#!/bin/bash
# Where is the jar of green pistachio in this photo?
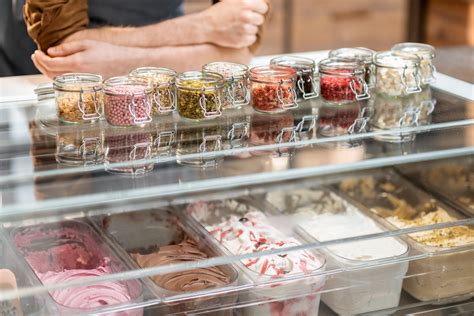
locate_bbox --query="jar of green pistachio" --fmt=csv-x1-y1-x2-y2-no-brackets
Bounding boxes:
176,71,225,120
129,67,177,115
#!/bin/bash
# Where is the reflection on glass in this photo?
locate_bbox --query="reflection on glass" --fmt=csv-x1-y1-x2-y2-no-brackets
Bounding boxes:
104,130,154,176
318,101,364,137
371,87,435,142
56,126,104,166
250,112,295,157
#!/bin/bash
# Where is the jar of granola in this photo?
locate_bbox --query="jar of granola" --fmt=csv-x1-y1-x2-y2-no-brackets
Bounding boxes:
318,58,370,105
129,67,177,115
176,71,225,120
270,56,318,100
53,73,103,124
374,51,422,97
249,65,298,113
392,42,436,85
202,62,249,109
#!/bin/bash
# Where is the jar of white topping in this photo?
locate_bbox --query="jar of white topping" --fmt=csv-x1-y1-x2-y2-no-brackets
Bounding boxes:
392,42,436,85
129,67,177,115
374,51,422,97
53,73,103,124
270,56,318,100
202,62,249,109
104,77,153,127
329,47,375,88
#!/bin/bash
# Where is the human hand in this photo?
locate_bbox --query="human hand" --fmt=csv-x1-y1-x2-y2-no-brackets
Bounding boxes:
31,40,137,79
202,0,268,49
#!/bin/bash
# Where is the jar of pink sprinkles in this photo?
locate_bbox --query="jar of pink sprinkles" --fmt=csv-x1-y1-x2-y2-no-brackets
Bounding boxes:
104,76,153,127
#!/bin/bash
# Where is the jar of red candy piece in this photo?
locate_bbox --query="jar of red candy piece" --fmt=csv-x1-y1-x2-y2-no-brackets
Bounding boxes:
318,58,370,105
250,65,298,114
104,76,153,127
202,62,249,109
270,56,318,100
329,47,375,88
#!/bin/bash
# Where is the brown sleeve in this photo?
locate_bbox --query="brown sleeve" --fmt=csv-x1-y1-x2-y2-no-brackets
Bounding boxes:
23,0,89,52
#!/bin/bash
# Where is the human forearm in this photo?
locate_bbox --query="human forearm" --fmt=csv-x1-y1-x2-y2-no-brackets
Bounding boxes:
65,13,208,47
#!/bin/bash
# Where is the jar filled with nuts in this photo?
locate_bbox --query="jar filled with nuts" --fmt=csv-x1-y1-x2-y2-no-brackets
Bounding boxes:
270,56,318,100
176,71,225,120
318,58,370,105
374,51,422,97
202,62,249,109
250,65,298,114
391,42,436,86
53,73,103,124
129,67,177,115
329,47,375,88
104,76,153,127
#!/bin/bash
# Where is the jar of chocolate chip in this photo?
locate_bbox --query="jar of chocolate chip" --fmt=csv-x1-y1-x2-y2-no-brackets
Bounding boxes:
270,56,318,100
129,67,177,115
176,71,224,120
104,76,153,127
318,58,370,105
53,73,103,124
250,65,298,113
329,47,375,88
391,42,436,85
202,62,249,109
374,51,422,97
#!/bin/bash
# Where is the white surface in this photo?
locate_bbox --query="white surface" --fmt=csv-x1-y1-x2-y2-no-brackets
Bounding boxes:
0,51,472,103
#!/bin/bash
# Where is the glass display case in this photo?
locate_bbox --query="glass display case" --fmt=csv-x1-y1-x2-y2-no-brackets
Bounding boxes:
0,55,473,316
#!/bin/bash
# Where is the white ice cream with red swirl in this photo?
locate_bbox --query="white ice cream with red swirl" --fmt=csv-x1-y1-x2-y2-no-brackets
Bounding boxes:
206,211,324,277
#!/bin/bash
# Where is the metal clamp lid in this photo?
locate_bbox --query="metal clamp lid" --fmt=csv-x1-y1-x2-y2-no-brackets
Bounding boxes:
228,76,250,106
349,77,370,101
277,79,299,109
128,92,152,124
199,87,222,118
297,70,319,100
78,86,102,121
79,136,102,164
401,66,422,94
154,86,177,113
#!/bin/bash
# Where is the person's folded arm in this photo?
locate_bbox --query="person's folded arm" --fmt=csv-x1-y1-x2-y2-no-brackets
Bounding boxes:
64,0,268,49
32,40,253,79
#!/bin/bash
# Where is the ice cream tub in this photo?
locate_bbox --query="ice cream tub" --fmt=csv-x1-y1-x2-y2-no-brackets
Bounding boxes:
264,187,409,315
337,171,474,302
9,220,144,315
94,209,240,316
185,199,326,316
1,228,55,316
396,157,474,216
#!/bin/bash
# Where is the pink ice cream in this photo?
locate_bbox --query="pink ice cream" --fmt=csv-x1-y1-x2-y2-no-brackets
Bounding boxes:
13,222,140,314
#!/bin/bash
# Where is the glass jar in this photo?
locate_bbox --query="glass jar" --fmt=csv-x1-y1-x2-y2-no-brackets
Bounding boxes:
202,62,249,109
249,65,298,114
270,56,318,100
374,51,422,97
176,71,224,120
129,67,177,115
392,42,436,85
318,58,370,105
53,73,103,124
104,76,153,127
329,47,375,87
